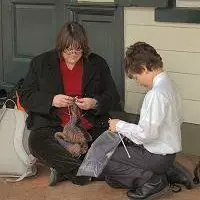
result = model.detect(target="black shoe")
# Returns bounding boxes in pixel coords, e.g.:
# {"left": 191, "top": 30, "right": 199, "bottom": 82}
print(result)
{"left": 105, "top": 177, "right": 127, "bottom": 189}
{"left": 70, "top": 175, "right": 91, "bottom": 186}
{"left": 48, "top": 168, "right": 68, "bottom": 186}
{"left": 91, "top": 175, "right": 105, "bottom": 182}
{"left": 65, "top": 169, "right": 91, "bottom": 186}
{"left": 166, "top": 161, "right": 193, "bottom": 190}
{"left": 127, "top": 175, "right": 169, "bottom": 200}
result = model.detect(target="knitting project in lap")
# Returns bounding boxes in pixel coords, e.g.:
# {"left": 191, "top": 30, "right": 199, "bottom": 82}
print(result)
{"left": 55, "top": 101, "right": 92, "bottom": 157}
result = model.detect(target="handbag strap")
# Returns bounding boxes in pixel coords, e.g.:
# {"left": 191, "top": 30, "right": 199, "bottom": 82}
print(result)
{"left": 3, "top": 99, "right": 17, "bottom": 109}
{"left": 5, "top": 156, "right": 37, "bottom": 182}
{"left": 0, "top": 99, "right": 17, "bottom": 121}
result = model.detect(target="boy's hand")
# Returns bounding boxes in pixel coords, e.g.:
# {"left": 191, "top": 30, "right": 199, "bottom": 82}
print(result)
{"left": 108, "top": 119, "right": 120, "bottom": 133}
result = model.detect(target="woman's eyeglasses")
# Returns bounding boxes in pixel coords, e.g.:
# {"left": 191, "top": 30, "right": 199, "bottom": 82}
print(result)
{"left": 64, "top": 48, "right": 83, "bottom": 55}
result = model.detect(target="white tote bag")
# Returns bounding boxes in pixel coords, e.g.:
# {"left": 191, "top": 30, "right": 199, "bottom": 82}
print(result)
{"left": 0, "top": 99, "right": 37, "bottom": 181}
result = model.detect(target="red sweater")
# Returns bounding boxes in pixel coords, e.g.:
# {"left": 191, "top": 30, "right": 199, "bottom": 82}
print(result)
{"left": 57, "top": 58, "right": 93, "bottom": 129}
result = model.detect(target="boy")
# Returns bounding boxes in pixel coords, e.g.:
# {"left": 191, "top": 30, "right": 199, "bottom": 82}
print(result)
{"left": 103, "top": 42, "right": 192, "bottom": 199}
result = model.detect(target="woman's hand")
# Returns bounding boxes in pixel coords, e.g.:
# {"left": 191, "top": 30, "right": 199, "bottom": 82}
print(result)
{"left": 75, "top": 98, "right": 97, "bottom": 110}
{"left": 108, "top": 119, "right": 120, "bottom": 133}
{"left": 52, "top": 94, "right": 74, "bottom": 108}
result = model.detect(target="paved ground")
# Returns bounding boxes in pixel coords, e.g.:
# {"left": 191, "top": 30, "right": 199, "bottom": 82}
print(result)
{"left": 0, "top": 153, "right": 200, "bottom": 200}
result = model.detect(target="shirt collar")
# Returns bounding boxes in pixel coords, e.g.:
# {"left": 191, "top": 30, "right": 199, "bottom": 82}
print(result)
{"left": 153, "top": 72, "right": 166, "bottom": 87}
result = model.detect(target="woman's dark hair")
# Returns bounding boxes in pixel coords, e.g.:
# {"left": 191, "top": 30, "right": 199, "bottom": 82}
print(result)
{"left": 56, "top": 21, "right": 90, "bottom": 57}
{"left": 124, "top": 42, "right": 163, "bottom": 78}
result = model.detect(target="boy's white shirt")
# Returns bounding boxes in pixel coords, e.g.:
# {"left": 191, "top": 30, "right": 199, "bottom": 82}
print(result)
{"left": 116, "top": 72, "right": 183, "bottom": 155}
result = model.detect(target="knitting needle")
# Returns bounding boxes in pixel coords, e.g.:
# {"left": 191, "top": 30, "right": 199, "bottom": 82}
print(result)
{"left": 108, "top": 118, "right": 131, "bottom": 158}
{"left": 117, "top": 132, "right": 131, "bottom": 158}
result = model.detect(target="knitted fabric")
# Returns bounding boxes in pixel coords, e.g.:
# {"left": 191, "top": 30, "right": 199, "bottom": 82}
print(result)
{"left": 55, "top": 101, "right": 92, "bottom": 157}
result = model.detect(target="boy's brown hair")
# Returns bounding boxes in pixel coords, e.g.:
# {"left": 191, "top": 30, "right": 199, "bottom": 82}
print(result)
{"left": 124, "top": 42, "right": 163, "bottom": 78}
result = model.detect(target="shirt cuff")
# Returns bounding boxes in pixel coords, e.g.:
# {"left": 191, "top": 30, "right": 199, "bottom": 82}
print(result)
{"left": 116, "top": 120, "right": 142, "bottom": 145}
{"left": 116, "top": 120, "right": 127, "bottom": 132}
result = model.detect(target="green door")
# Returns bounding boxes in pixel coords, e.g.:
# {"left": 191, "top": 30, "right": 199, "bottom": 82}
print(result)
{"left": 1, "top": 0, "right": 67, "bottom": 84}
{"left": 66, "top": 4, "right": 124, "bottom": 100}
{"left": 1, "top": 1, "right": 124, "bottom": 100}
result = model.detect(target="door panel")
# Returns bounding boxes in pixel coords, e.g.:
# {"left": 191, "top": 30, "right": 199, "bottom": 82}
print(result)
{"left": 82, "top": 16, "right": 115, "bottom": 70}
{"left": 2, "top": 0, "right": 63, "bottom": 83}
{"left": 15, "top": 4, "right": 57, "bottom": 57}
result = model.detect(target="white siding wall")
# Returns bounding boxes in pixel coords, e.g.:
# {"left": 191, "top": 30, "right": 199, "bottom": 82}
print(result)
{"left": 176, "top": 0, "right": 200, "bottom": 7}
{"left": 78, "top": 0, "right": 200, "bottom": 6}
{"left": 124, "top": 7, "right": 200, "bottom": 125}
{"left": 78, "top": 0, "right": 114, "bottom": 2}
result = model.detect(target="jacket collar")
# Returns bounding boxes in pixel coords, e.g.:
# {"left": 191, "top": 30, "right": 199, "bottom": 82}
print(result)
{"left": 46, "top": 50, "right": 63, "bottom": 93}
{"left": 46, "top": 50, "right": 97, "bottom": 92}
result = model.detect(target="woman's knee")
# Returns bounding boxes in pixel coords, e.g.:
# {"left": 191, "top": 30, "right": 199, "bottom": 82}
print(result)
{"left": 28, "top": 129, "right": 53, "bottom": 154}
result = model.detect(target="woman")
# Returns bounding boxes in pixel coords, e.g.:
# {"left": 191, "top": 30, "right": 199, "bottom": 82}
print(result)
{"left": 102, "top": 42, "right": 186, "bottom": 199}
{"left": 19, "top": 21, "right": 120, "bottom": 186}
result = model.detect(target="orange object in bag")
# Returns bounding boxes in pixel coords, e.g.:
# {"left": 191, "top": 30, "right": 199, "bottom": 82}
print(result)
{"left": 16, "top": 91, "right": 25, "bottom": 112}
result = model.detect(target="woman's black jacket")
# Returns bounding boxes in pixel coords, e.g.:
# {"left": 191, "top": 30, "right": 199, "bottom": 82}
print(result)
{"left": 19, "top": 49, "right": 121, "bottom": 130}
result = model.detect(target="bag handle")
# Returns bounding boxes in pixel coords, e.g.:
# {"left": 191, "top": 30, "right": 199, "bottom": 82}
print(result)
{"left": 3, "top": 99, "right": 17, "bottom": 109}
{"left": 0, "top": 99, "right": 17, "bottom": 121}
